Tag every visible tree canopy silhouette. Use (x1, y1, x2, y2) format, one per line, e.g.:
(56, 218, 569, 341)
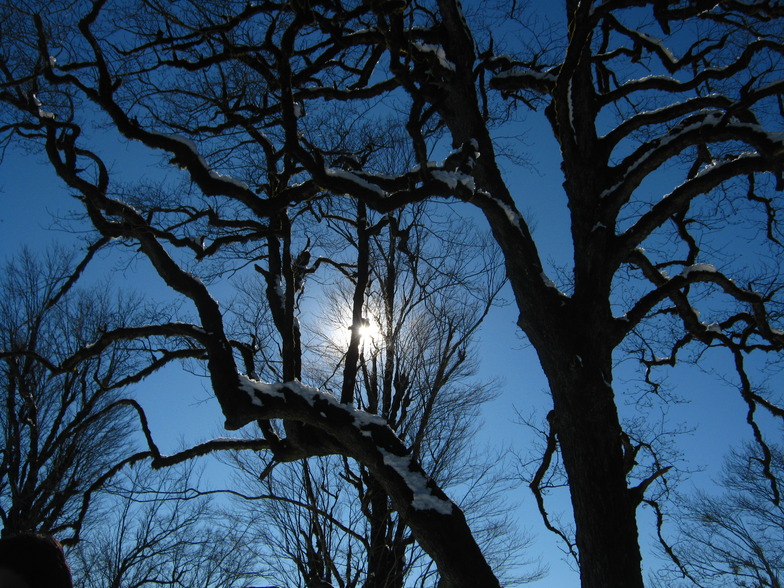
(1, 0, 783, 586)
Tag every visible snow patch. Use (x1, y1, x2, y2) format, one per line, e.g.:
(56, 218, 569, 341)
(567, 77, 576, 138)
(326, 168, 387, 196)
(32, 94, 55, 119)
(412, 42, 455, 71)
(493, 67, 557, 82)
(484, 192, 523, 227)
(680, 263, 717, 277)
(209, 170, 250, 189)
(380, 449, 453, 515)
(541, 272, 557, 289)
(430, 170, 475, 191)
(238, 374, 452, 515)
(149, 131, 250, 188)
(635, 31, 677, 64)
(353, 411, 389, 428)
(238, 373, 286, 403)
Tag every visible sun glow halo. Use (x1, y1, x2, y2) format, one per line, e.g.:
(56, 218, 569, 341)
(357, 318, 380, 342)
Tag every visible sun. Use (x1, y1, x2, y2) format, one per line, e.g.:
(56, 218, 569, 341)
(356, 317, 380, 342)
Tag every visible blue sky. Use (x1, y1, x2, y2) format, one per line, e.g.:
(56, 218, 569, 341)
(2, 1, 783, 585)
(0, 112, 767, 587)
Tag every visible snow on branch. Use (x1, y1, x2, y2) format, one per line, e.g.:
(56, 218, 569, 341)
(149, 131, 251, 191)
(678, 263, 717, 277)
(487, 55, 557, 95)
(616, 150, 783, 257)
(614, 250, 783, 349)
(316, 140, 484, 209)
(601, 37, 784, 106)
(325, 167, 389, 197)
(237, 374, 455, 515)
(602, 110, 784, 209)
(412, 42, 456, 72)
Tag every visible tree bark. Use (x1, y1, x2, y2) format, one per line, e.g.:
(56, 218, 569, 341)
(529, 300, 644, 588)
(550, 363, 644, 588)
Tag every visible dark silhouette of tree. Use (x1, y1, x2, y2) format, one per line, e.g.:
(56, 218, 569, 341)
(70, 462, 261, 588)
(0, 247, 143, 542)
(654, 442, 784, 588)
(225, 203, 540, 586)
(0, 247, 268, 584)
(0, 1, 783, 586)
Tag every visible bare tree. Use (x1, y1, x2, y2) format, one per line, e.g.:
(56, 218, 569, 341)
(226, 202, 538, 587)
(0, 1, 783, 587)
(653, 442, 784, 588)
(0, 246, 145, 541)
(70, 461, 261, 588)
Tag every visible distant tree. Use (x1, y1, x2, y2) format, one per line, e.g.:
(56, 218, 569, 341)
(70, 462, 261, 588)
(1, 1, 783, 587)
(654, 442, 784, 588)
(0, 246, 144, 541)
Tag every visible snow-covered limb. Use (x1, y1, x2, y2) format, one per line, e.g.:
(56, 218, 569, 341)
(229, 373, 497, 586)
(488, 65, 557, 95)
(146, 131, 251, 190)
(412, 42, 456, 72)
(485, 52, 557, 94)
(602, 110, 782, 201)
(237, 374, 454, 515)
(430, 169, 475, 191)
(679, 263, 717, 277)
(314, 140, 485, 210)
(615, 250, 782, 348)
(380, 450, 454, 514)
(616, 147, 782, 256)
(325, 167, 388, 197)
(601, 36, 784, 107)
(32, 93, 56, 119)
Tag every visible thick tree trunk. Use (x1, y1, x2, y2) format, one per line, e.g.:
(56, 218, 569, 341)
(542, 342, 644, 588)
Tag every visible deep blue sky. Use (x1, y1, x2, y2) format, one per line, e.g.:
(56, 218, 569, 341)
(1, 1, 782, 585)
(0, 108, 766, 588)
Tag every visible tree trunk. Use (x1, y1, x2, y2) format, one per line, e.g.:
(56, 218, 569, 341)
(543, 342, 644, 588)
(364, 478, 405, 588)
